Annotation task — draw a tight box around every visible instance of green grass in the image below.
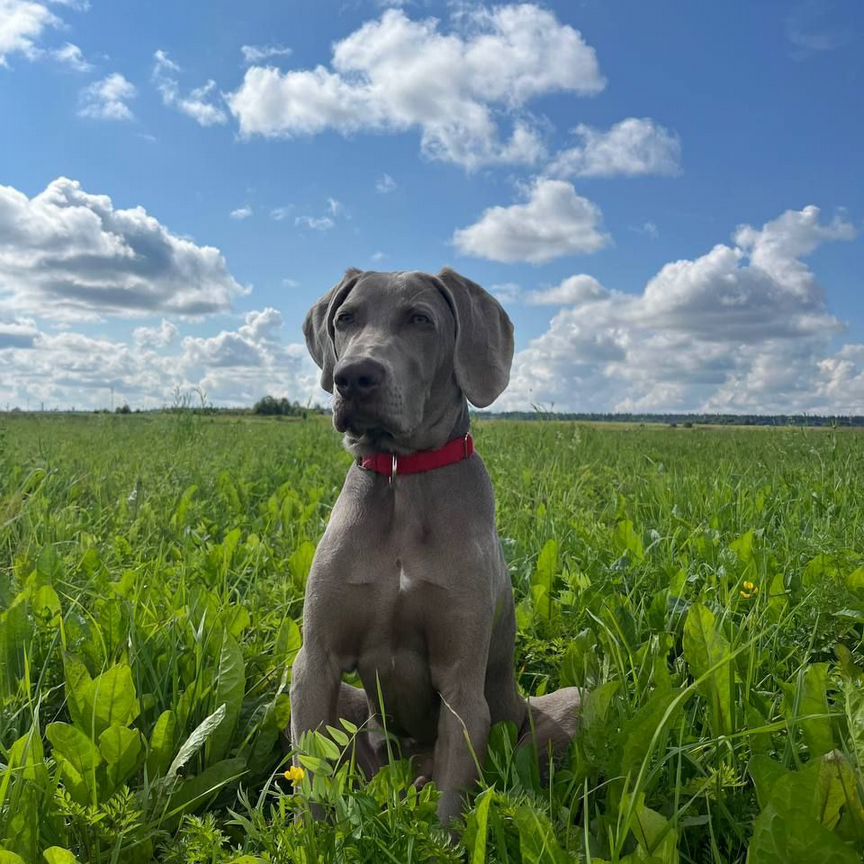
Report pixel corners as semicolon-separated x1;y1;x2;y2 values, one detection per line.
1;413;864;863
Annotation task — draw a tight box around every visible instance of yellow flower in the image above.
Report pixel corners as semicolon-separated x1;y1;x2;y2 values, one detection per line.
284;765;306;784
740;581;759;600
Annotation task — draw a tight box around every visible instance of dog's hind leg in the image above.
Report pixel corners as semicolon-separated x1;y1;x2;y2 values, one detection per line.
518;686;582;781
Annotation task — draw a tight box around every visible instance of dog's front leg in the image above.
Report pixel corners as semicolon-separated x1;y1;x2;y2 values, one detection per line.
289;641;341;756
430;636;490;826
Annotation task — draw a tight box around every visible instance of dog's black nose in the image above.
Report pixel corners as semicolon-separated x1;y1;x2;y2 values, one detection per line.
334;358;385;399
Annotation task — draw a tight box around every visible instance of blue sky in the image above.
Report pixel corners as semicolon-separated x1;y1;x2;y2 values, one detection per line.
1;0;862;413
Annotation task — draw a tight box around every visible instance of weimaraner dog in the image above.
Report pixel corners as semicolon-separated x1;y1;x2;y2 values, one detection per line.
291;267;580;826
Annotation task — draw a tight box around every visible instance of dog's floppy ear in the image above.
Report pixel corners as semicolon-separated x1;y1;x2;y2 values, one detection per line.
303;268;362;392
435;267;514;408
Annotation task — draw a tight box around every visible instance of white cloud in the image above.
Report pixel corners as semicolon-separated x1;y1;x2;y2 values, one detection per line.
327;197;345;216
0;317;38;348
240;43;292;64
452;179;610;264
547;118;681;178
270;206;292;221
230;206;252;220
295;215;334;231
52;41;90;71
153;49;228;126
496;206;860;414
490;282;521;305
133;319;178;348
0;0;59;64
0;177;247;322
0;309;319;410
376;173;397;193
78;73;136;121
227;4;604;169
527;274;607;305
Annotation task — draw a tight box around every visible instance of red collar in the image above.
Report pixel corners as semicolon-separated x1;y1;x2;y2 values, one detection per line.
359;434;475;480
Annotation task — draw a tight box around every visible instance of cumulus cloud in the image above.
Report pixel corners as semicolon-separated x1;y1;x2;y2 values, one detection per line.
0;177;247;322
0;318;38;349
133;319;178;349
453;179;610;264
78;73;136;121
497;206;860;414
240;43;292;64
490;282;521;305
0;0;59;64
153;49;228;126
52;41;90;71
227;4;604;169
230;206;252;220
0;308;319;410
546;118;681;178
527;274;607;305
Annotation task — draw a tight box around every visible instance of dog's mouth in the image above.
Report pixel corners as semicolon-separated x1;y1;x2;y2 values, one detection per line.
334;399;392;434
333;397;413;448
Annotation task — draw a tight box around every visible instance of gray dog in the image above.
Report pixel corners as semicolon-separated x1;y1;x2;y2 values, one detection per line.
291;267;580;826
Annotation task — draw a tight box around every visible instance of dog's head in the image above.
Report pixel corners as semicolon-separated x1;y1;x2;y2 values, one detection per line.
304;268;513;453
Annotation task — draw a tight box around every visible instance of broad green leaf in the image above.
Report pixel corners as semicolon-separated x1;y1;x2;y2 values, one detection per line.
729;529;755;565
36;545;62;584
614;520;644;561
31;585;61;620
147;710;177;778
206;633;246;763
171;484;198;530
842;680;864;771
98;724;143;791
683;603;732;736
619;687;685;775
559;628;598;688
622;793;679;864
0;852;27;864
532;539;559;596
582;681;620;731
749;800;859;863
275;617;302;670
803;554;837;589
43;848;80;864
80;664;140;738
289;541;316;589
750;755;789;809
797;663;834;757
530;583;552;625
219;527;243;573
847;567;864;592
0;602;31;697
46;722;102;804
62;654;92;730
746;704;773;755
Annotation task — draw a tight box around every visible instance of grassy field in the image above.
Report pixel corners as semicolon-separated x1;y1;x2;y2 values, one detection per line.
1;413;864;863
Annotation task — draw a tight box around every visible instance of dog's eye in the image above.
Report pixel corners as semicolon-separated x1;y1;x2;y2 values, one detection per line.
334;311;354;329
409;312;431;325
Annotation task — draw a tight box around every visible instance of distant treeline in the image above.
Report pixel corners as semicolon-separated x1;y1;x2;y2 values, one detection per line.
485;411;864;427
